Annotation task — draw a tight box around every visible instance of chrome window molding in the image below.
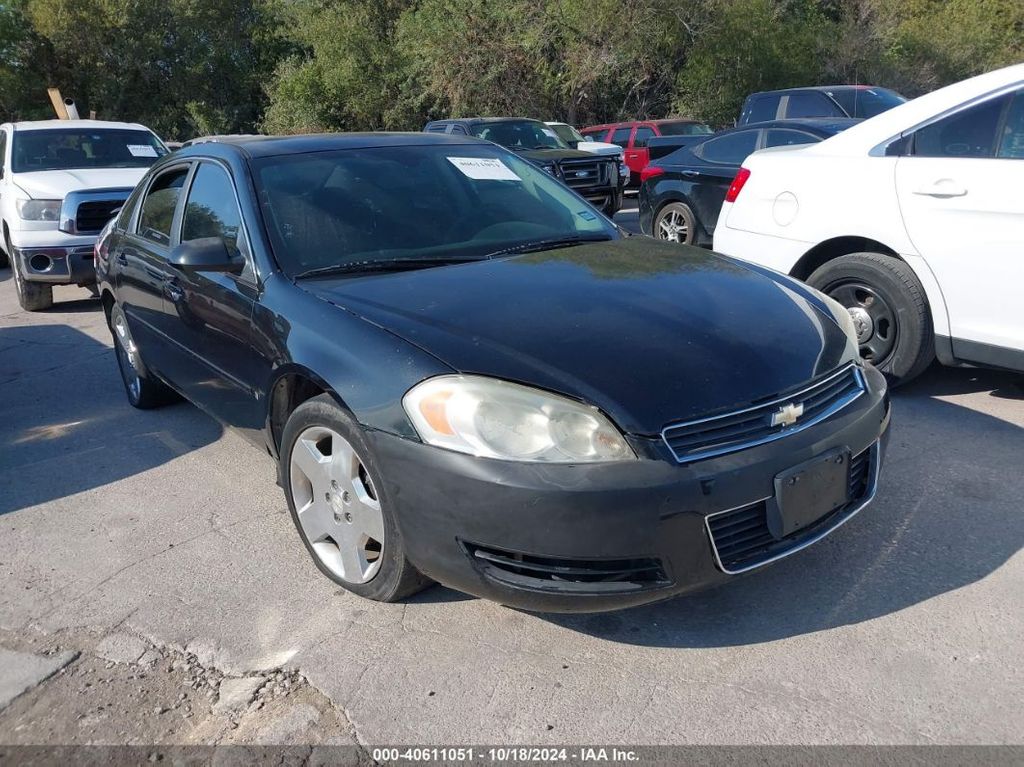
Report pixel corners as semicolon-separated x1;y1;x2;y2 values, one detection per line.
662;363;866;464
705;440;881;575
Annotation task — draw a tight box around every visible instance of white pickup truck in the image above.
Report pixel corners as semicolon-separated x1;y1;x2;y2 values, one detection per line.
0;119;167;310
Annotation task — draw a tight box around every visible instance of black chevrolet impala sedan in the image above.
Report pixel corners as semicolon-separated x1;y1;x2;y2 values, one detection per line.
95;133;890;612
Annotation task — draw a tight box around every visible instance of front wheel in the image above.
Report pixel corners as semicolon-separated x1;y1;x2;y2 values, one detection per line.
807;252;934;385
654;202;696;245
281;394;431;602
10;253;53;311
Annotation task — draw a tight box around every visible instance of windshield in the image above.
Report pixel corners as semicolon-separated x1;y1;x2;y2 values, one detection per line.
658;121;714;137
826;87;905;118
469;121;569;151
11;129;167;173
253;143;618;278
549;123;585;145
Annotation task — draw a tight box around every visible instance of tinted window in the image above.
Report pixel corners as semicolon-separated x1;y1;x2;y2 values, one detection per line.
11;128;166;172
610;127;632;148
997;90;1024;159
658;121;714;136
425;124;448;133
634;127;656;147
0;131;7;170
470;120;567;150
182;164;243;251
746;95;780;123
913;95;1009;158
765;129;819;148
253;144;617;277
138;168;188;246
549;124;583;144
827;87;905;118
698;131;760;165
785;91;840;118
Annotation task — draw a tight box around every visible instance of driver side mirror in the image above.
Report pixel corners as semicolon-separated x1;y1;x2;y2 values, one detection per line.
168;237;243;274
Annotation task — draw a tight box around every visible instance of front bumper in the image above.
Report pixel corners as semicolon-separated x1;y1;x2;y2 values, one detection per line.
369;365;891;613
13;244;96;285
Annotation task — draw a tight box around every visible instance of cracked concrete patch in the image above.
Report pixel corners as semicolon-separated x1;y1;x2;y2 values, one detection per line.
95;633;147;665
213;677;265;715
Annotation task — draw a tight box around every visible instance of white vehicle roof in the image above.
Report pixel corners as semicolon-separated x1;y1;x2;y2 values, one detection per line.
805;63;1024;156
7;119;153;132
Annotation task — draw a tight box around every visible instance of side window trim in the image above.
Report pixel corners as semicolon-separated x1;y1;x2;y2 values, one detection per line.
180;158;258;284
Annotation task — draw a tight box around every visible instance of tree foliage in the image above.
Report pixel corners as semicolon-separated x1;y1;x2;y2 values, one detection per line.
0;0;1019;138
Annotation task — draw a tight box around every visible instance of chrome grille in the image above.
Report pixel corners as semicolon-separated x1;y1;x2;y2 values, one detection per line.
706;442;878;574
662;364;866;464
557;158;610;189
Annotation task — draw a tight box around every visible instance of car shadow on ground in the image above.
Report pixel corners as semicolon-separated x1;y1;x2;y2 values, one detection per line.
539;366;1023;647
0;322;222;516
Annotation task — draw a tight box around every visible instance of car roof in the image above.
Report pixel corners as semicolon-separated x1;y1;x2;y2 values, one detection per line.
746;85;893;98
7;119;153;132
174;131;488;160
581;118;705;131
427;117;543;126
741;117;861;132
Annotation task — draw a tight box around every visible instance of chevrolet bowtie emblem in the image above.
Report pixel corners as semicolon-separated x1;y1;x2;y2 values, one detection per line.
771;402;804;428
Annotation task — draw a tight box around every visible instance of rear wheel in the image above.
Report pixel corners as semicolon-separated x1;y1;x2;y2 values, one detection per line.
281;394;431;602
654;202;696;245
110;304;176;408
807;252;934;385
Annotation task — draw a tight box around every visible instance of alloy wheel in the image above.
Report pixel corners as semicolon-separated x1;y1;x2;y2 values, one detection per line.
112;312;142;401
289;426;384;584
827;281;898;364
657;209;689;243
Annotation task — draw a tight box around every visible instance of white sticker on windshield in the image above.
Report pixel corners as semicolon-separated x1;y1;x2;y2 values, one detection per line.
447;156;520;181
127;144;158;158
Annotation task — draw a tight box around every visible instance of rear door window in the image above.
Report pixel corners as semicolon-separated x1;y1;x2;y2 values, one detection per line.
913;94;1010;158
997;89;1024;159
785;91;841;118
137;167;189;246
697;130;760;165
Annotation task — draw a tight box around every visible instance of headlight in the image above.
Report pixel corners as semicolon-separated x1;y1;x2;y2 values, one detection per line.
16;199;61;221
403;375;635;463
821;293;859;345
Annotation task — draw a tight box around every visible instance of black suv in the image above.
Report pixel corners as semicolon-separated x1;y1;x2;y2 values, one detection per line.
738;86;905;125
424;118;622;215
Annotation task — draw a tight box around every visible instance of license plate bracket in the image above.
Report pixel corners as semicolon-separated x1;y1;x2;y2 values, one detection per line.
767;448;851;539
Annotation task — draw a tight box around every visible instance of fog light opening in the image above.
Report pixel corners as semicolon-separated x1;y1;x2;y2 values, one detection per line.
29;253;53;272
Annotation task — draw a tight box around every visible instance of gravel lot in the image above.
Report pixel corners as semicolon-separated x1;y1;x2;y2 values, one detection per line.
1;225;1022;745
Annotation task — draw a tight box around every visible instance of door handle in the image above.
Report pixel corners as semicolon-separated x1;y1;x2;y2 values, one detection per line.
913;181;967;198
681;170;700;178
164;282;184;302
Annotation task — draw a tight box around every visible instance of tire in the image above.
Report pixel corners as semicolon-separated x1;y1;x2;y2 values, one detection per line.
807;252;934;385
602;189;623;217
8;233;53;311
654;201;697;245
109;303;177;408
281;394;431;602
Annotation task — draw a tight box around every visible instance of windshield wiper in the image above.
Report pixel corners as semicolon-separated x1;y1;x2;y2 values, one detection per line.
483;234;613;258
293;256;481;279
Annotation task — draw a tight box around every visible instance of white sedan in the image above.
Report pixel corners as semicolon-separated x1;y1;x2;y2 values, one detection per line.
714;63;1024;384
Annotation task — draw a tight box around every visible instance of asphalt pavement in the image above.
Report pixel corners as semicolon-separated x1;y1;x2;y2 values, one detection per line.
1;230;1022;744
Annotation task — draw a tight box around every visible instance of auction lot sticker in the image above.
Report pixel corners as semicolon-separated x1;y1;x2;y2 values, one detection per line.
448;157;521;181
127;144;158;158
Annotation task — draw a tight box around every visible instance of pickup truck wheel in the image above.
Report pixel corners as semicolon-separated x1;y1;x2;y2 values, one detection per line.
282;394;431;602
110;304;176;408
654;202;695;245
808;252;934;385
10;254;53;311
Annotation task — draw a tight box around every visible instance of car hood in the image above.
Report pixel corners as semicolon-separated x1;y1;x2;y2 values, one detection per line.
518;147;606;163
577;142;623;157
12;168;148;199
302;239;855;436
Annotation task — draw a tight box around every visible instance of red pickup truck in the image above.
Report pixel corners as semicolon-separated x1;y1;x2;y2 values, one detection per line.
581;119;712;185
